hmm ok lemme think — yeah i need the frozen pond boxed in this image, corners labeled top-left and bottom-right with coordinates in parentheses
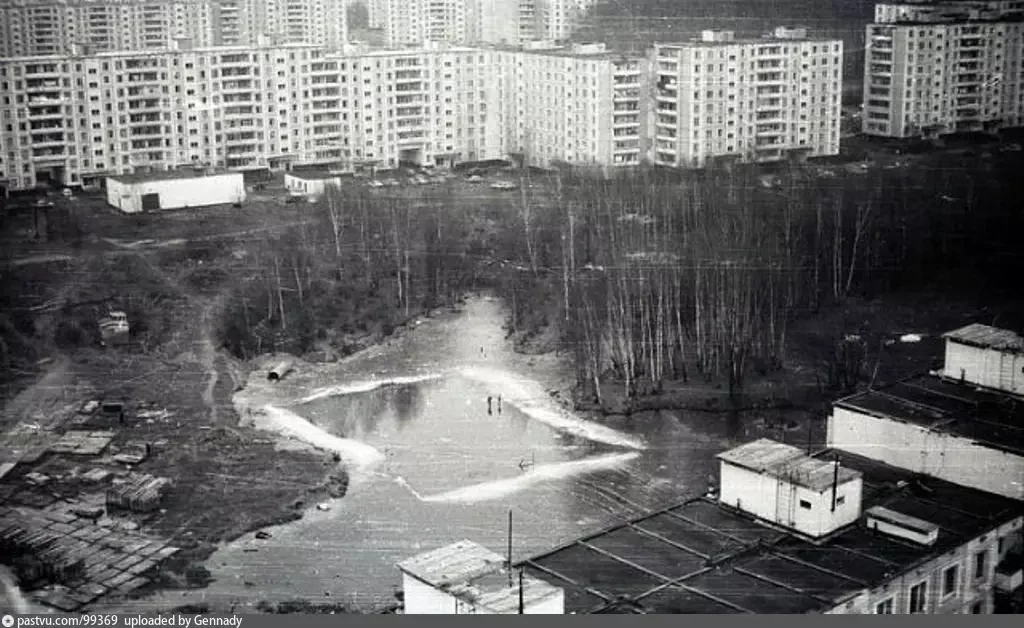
top-left (129, 297), bottom-right (755, 612)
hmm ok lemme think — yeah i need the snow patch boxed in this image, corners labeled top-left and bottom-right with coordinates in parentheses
top-left (296, 373), bottom-right (445, 404)
top-left (257, 405), bottom-right (384, 468)
top-left (418, 452), bottom-right (641, 504)
top-left (458, 365), bottom-right (646, 450)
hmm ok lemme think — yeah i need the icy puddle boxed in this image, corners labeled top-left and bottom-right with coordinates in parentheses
top-left (292, 374), bottom-right (637, 499)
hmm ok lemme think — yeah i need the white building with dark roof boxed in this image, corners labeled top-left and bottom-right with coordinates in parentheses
top-left (105, 170), bottom-right (244, 213)
top-left (828, 324), bottom-right (1024, 501)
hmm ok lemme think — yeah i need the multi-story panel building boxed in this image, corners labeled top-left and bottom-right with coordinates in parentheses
top-left (382, 0), bottom-right (595, 47)
top-left (862, 2), bottom-right (1024, 138)
top-left (0, 0), bottom-right (348, 57)
top-left (467, 0), bottom-right (524, 46)
top-left (495, 41), bottom-right (646, 170)
top-left (535, 0), bottom-right (596, 42)
top-left (384, 0), bottom-right (467, 47)
top-left (651, 28), bottom-right (843, 168)
top-left (0, 42), bottom-right (504, 190)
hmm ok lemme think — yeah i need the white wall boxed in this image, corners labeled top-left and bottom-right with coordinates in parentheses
top-left (828, 406), bottom-right (1024, 501)
top-left (284, 174), bottom-right (340, 197)
top-left (719, 462), bottom-right (862, 537)
top-left (402, 573), bottom-right (565, 614)
top-left (403, 575), bottom-right (461, 614)
top-left (944, 340), bottom-right (1024, 396)
top-left (107, 173), bottom-right (245, 213)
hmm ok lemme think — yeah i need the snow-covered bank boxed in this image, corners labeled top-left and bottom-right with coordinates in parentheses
top-left (296, 373), bottom-right (445, 404)
top-left (459, 365), bottom-right (646, 450)
top-left (254, 405), bottom-right (384, 469)
top-left (412, 452), bottom-right (641, 503)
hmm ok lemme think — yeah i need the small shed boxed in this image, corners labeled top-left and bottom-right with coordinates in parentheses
top-left (717, 438), bottom-right (863, 538)
top-left (105, 170), bottom-right (245, 213)
top-left (398, 540), bottom-right (564, 614)
top-left (942, 323), bottom-right (1024, 395)
top-left (267, 359), bottom-right (294, 382)
top-left (284, 171), bottom-right (343, 199)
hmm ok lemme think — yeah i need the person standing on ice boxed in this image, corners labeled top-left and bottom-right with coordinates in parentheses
top-left (497, 395), bottom-right (502, 415)
top-left (487, 395), bottom-right (493, 415)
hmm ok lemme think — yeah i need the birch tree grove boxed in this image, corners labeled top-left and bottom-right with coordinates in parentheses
top-left (512, 163), bottom-right (907, 403)
top-left (219, 184), bottom-right (480, 358)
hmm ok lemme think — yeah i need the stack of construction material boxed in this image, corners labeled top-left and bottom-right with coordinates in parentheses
top-left (105, 473), bottom-right (172, 513)
top-left (0, 510), bottom-right (86, 585)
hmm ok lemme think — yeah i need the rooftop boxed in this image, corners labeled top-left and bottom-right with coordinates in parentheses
top-left (834, 373), bottom-right (1024, 456)
top-left (717, 439), bottom-right (861, 491)
top-left (107, 169), bottom-right (240, 184)
top-left (398, 540), bottom-right (562, 613)
top-left (943, 323), bottom-right (1024, 353)
top-left (519, 450), bottom-right (1022, 614)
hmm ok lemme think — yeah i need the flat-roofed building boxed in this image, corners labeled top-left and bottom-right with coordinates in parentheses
top-left (0, 42), bottom-right (502, 190)
top-left (284, 170), bottom-right (344, 198)
top-left (105, 170), bottom-right (245, 213)
top-left (495, 41), bottom-right (647, 171)
top-left (650, 27), bottom-right (843, 168)
top-left (399, 540), bottom-right (564, 614)
top-left (0, 0), bottom-right (347, 57)
top-left (862, 1), bottom-right (1024, 138)
top-left (828, 324), bottom-right (1024, 502)
top-left (515, 440), bottom-right (1023, 614)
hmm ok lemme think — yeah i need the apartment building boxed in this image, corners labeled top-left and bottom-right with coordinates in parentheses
top-left (380, 0), bottom-right (595, 47)
top-left (383, 0), bottom-right (469, 47)
top-left (0, 0), bottom-right (348, 57)
top-left (862, 2), bottom-right (1024, 138)
top-left (0, 41), bottom-right (505, 190)
top-left (651, 28), bottom-right (843, 168)
top-left (495, 41), bottom-right (646, 170)
top-left (535, 0), bottom-right (597, 42)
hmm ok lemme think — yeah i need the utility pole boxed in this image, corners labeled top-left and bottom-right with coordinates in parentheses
top-left (507, 510), bottom-right (513, 587)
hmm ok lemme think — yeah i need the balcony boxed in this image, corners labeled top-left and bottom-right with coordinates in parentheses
top-left (995, 552), bottom-right (1023, 593)
top-left (31, 149), bottom-right (67, 162)
top-left (127, 99), bottom-right (163, 113)
top-left (26, 105), bottom-right (64, 119)
top-left (396, 130), bottom-right (426, 143)
top-left (126, 72), bottom-right (160, 83)
top-left (25, 79), bottom-right (61, 92)
top-left (24, 64), bottom-right (62, 77)
top-left (395, 81), bottom-right (426, 94)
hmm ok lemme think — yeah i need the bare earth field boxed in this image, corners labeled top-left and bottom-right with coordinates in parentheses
top-left (1, 145), bottom-right (1022, 611)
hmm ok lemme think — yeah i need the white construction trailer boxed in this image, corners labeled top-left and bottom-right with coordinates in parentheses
top-left (105, 171), bottom-right (245, 213)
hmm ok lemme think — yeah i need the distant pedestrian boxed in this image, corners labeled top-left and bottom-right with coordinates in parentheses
top-left (497, 395), bottom-right (502, 415)
top-left (487, 396), bottom-right (493, 416)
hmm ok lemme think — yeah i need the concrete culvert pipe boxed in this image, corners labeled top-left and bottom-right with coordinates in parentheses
top-left (268, 359), bottom-right (294, 382)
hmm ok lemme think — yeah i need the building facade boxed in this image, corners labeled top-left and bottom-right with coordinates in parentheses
top-left (0, 42), bottom-right (507, 189)
top-left (495, 41), bottom-right (647, 170)
top-left (862, 1), bottom-right (1024, 138)
top-left (0, 0), bottom-right (348, 57)
top-left (651, 28), bottom-right (843, 168)
top-left (828, 324), bottom-right (1024, 502)
top-left (379, 0), bottom-right (596, 47)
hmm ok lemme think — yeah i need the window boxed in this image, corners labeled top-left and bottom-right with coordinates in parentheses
top-left (875, 598), bottom-right (894, 614)
top-left (799, 500), bottom-right (812, 509)
top-left (970, 601), bottom-right (983, 614)
top-left (909, 581), bottom-right (927, 614)
top-left (974, 550), bottom-right (987, 579)
top-left (942, 565), bottom-right (959, 597)
top-left (836, 495), bottom-right (845, 506)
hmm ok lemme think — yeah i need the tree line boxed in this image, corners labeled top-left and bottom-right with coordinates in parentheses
top-left (496, 152), bottom-right (1024, 403)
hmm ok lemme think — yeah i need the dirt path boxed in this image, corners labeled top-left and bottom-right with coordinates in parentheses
top-left (199, 300), bottom-right (220, 423)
